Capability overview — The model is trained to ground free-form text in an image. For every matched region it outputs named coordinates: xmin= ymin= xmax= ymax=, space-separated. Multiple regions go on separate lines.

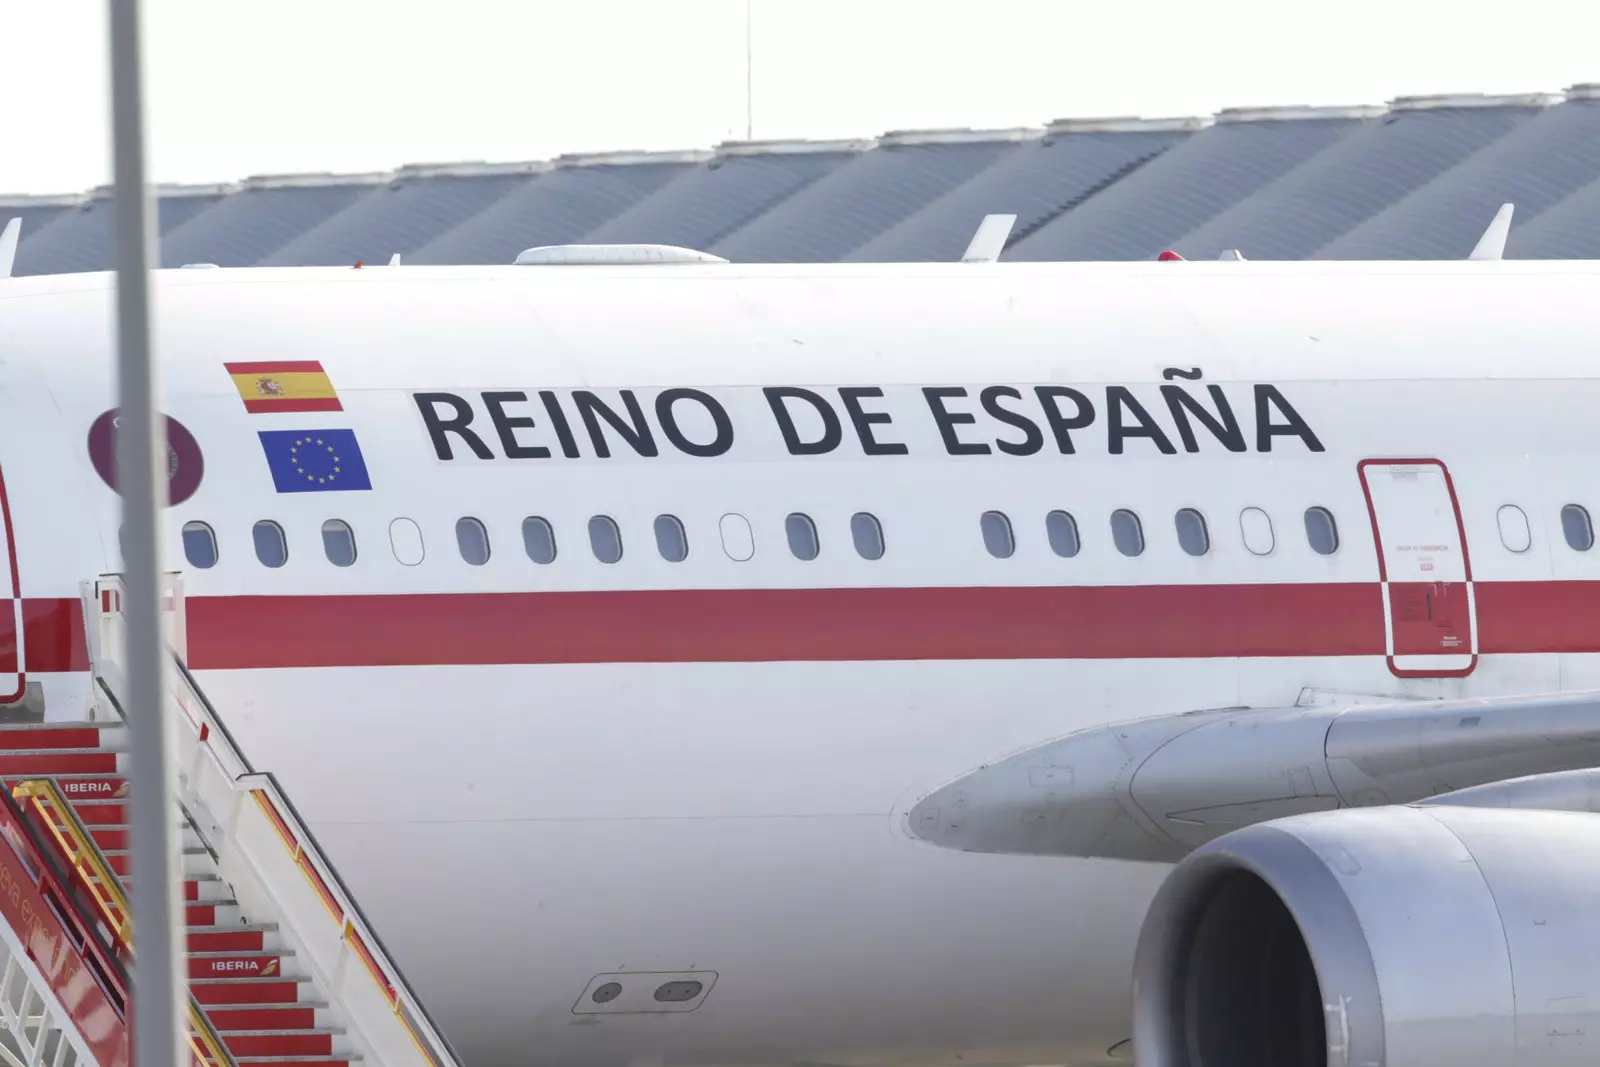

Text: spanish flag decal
xmin=225 ymin=361 xmax=342 ymax=414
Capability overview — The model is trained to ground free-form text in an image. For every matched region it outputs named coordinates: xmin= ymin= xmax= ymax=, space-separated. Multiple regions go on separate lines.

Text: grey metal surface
xmin=1506 ymin=92 xmax=1600 ymax=259
xmin=410 ymin=152 xmax=705 ymax=265
xmin=1177 ymin=96 xmax=1551 ymax=260
xmin=258 ymin=162 xmax=540 ymax=266
xmin=12 ymin=89 xmax=1600 ymax=269
xmin=711 ymin=129 xmax=1034 ymax=263
xmin=906 ymin=688 xmax=1600 ymax=862
xmin=0 ymin=196 xmax=81 ymax=252
xmin=160 ymin=174 xmax=384 ymax=266
xmin=846 ymin=119 xmax=1198 ymax=262
xmin=1134 ymin=805 xmax=1600 ymax=1067
xmin=14 ymin=186 xmax=228 ymax=275
xmin=1008 ymin=107 xmax=1375 ymax=261
xmin=581 ymin=140 xmax=862 ymax=250
xmin=1303 ymin=95 xmax=1554 ymax=259
xmin=106 ymin=6 xmax=187 ymax=1067
xmin=1314 ymin=97 xmax=1600 ymax=259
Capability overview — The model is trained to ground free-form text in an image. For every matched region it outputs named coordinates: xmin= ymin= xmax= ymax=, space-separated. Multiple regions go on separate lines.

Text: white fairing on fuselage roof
xmin=0 ymin=261 xmax=1598 ymax=1067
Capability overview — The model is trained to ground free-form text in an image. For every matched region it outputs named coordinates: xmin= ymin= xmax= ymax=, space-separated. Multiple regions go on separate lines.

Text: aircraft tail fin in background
xmin=1468 ymin=203 xmax=1514 ymax=261
xmin=960 ymin=214 xmax=1016 ymax=263
xmin=0 ymin=218 xmax=19 ymax=279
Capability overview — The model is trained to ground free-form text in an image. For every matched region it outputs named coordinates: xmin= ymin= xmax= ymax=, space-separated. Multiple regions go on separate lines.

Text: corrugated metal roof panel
xmin=710 ymin=130 xmax=1032 ymax=263
xmin=1506 ymin=171 xmax=1600 ymax=258
xmin=13 ymin=188 xmax=230 ymax=276
xmin=159 ymin=178 xmax=387 ymax=267
xmin=409 ymin=154 xmax=700 ymax=266
xmin=845 ymin=120 xmax=1198 ymax=262
xmin=256 ymin=165 xmax=541 ymax=267
xmin=1315 ymin=99 xmax=1600 ymax=259
xmin=1009 ymin=107 xmax=1372 ymax=261
xmin=1173 ymin=100 xmax=1549 ymax=261
xmin=579 ymin=143 xmax=861 ymax=250
xmin=0 ymin=195 xmax=85 ymax=253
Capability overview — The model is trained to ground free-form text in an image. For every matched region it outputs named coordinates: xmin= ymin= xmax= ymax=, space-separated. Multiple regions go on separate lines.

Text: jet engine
xmin=1131 ymin=804 xmax=1600 ymax=1067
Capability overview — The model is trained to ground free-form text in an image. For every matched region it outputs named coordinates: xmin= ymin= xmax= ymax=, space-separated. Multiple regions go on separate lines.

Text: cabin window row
xmin=978 ymin=506 xmax=1341 ymax=559
xmin=177 ymin=511 xmax=891 ymax=569
xmin=1496 ymin=503 xmax=1598 ymax=553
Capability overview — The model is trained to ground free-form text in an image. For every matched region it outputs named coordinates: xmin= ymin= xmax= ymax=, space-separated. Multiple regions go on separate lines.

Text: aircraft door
xmin=1358 ymin=459 xmax=1476 ymax=677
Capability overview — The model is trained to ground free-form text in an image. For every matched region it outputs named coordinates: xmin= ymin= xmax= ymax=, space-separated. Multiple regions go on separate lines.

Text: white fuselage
xmin=1 ymin=261 xmax=1597 ymax=1066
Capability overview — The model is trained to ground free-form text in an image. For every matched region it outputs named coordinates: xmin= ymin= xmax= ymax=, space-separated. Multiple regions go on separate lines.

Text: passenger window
xmin=589 ymin=515 xmax=623 ymax=564
xmin=1239 ymin=507 xmax=1274 ymax=556
xmin=1497 ymin=505 xmax=1531 ymax=553
xmin=455 ymin=517 xmax=490 ymax=565
xmin=252 ymin=520 xmax=287 ymax=568
xmin=719 ymin=513 xmax=754 ymax=561
xmin=851 ymin=512 xmax=884 ymax=560
xmin=785 ymin=513 xmax=819 ymax=561
xmin=522 ymin=516 xmax=556 ymax=564
xmin=1562 ymin=505 xmax=1593 ymax=551
xmin=1046 ymin=510 xmax=1080 ymax=558
xmin=1174 ymin=508 xmax=1209 ymax=556
xmin=1304 ymin=507 xmax=1339 ymax=555
xmin=321 ymin=519 xmax=357 ymax=567
xmin=1111 ymin=509 xmax=1144 ymax=557
xmin=389 ymin=518 xmax=425 ymax=566
xmin=181 ymin=521 xmax=218 ymax=569
xmin=654 ymin=514 xmax=688 ymax=562
xmin=980 ymin=511 xmax=1014 ymax=559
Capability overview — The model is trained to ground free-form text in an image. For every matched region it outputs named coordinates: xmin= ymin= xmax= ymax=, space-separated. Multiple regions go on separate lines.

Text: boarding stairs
xmin=0 ymin=575 xmax=461 ymax=1067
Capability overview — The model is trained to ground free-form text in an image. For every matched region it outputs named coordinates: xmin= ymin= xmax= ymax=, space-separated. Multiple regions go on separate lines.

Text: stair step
xmin=92 ymin=875 xmax=218 ymax=902
xmin=0 ymin=727 xmax=103 ymax=750
xmin=219 ymin=1031 xmax=337 ymax=1057
xmin=190 ymin=952 xmax=289 ymax=980
xmin=192 ymin=979 xmax=307 ymax=1006
xmin=71 ymin=800 xmax=127 ymax=825
xmin=0 ymin=750 xmax=118 ymax=775
xmin=232 ymin=1059 xmax=355 ymax=1067
xmin=187 ymin=902 xmax=232 ymax=925
xmin=90 ymin=827 xmax=126 ymax=851
xmin=204 ymin=1005 xmax=323 ymax=1031
xmin=189 ymin=926 xmax=272 ymax=952
xmin=103 ymin=847 xmax=208 ymax=877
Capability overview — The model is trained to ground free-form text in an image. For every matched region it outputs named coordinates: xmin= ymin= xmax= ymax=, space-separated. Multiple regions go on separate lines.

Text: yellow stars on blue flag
xmin=258 ymin=428 xmax=372 ymax=493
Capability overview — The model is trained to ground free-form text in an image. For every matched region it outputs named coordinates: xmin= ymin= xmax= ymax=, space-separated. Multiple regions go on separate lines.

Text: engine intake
xmin=1133 ymin=805 xmax=1600 ymax=1067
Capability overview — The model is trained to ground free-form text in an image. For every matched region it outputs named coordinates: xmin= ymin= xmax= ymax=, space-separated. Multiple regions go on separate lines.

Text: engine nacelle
xmin=1132 ymin=805 xmax=1600 ymax=1067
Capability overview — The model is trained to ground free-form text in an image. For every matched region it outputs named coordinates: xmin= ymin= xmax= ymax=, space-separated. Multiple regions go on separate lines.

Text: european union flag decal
xmin=258 ymin=429 xmax=372 ymax=493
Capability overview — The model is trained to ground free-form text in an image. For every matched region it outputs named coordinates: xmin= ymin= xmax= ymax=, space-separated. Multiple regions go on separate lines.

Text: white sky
xmin=2 ymin=0 xmax=1598 ymax=194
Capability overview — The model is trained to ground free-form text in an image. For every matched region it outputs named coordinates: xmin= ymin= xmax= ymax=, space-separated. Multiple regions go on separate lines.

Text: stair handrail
xmin=0 ymin=775 xmax=130 ymax=1067
xmin=11 ymin=778 xmax=241 ymax=1067
xmin=164 ymin=659 xmax=464 ymax=1067
xmin=12 ymin=779 xmax=133 ymax=947
xmin=91 ymin=572 xmax=463 ymax=1067
xmin=91 ymin=662 xmax=463 ymax=1067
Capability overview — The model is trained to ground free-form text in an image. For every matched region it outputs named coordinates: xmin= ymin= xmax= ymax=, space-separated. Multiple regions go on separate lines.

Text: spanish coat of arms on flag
xmin=225 ymin=360 xmax=343 ymax=413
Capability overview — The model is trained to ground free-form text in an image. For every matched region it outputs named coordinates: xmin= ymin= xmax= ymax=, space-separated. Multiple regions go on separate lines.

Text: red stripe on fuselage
xmin=181 ymin=584 xmax=1389 ymax=669
xmin=16 ymin=581 xmax=1600 ymax=672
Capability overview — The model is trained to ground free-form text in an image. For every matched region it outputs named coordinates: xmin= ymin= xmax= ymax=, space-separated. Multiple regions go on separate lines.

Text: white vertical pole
xmin=106 ymin=3 xmax=185 ymax=1067
xmin=745 ymin=0 xmax=753 ymax=141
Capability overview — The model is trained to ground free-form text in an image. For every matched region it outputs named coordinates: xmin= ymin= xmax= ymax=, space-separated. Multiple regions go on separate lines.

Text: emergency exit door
xmin=1358 ymin=459 xmax=1476 ymax=677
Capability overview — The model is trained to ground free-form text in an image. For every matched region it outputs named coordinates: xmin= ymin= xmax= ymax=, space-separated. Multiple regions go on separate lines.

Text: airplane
xmin=0 ymin=236 xmax=1597 ymax=1067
